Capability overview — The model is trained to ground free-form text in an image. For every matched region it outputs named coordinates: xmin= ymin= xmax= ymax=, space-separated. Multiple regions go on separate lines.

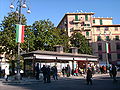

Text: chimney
xmin=54 ymin=45 xmax=63 ymax=53
xmin=70 ymin=47 xmax=78 ymax=54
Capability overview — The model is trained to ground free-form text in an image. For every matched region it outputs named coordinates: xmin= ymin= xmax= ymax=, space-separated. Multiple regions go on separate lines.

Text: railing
xmin=84 ymin=26 xmax=91 ymax=30
xmin=86 ymin=36 xmax=92 ymax=40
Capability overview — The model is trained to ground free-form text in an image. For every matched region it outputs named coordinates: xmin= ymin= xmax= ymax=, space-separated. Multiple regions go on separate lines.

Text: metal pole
xmin=105 ymin=42 xmax=109 ymax=73
xmin=17 ymin=0 xmax=22 ymax=80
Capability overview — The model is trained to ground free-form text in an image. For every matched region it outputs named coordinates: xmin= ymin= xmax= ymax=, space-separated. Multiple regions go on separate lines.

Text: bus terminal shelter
xmin=22 ymin=50 xmax=98 ymax=77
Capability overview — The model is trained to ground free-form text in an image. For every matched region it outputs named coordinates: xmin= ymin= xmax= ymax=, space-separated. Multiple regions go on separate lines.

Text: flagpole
xmin=10 ymin=0 xmax=31 ymax=80
xmin=105 ymin=42 xmax=109 ymax=73
xmin=104 ymin=31 xmax=109 ymax=73
xmin=16 ymin=0 xmax=22 ymax=80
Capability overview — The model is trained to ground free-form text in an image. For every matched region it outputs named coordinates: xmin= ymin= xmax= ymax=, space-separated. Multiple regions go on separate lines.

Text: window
xmin=97 ymin=36 xmax=101 ymax=41
xmin=86 ymin=32 xmax=89 ymax=36
xmin=106 ymin=36 xmax=110 ymax=41
xmin=85 ymin=15 xmax=88 ymax=21
xmin=105 ymin=27 xmax=109 ymax=31
xmin=75 ymin=15 xmax=78 ymax=21
xmin=100 ymin=19 xmax=103 ymax=25
xmin=117 ymin=53 xmax=120 ymax=59
xmin=98 ymin=54 xmax=103 ymax=61
xmin=116 ymin=44 xmax=120 ymax=50
xmin=115 ymin=27 xmax=118 ymax=31
xmin=98 ymin=44 xmax=102 ymax=51
xmin=84 ymin=24 xmax=90 ymax=26
xmin=115 ymin=36 xmax=119 ymax=40
xmin=93 ymin=20 xmax=95 ymax=23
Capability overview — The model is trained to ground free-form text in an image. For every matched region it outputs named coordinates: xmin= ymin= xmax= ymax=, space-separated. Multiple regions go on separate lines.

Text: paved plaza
xmin=0 ymin=72 xmax=120 ymax=90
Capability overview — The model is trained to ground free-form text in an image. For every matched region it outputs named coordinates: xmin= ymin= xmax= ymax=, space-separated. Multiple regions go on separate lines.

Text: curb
xmin=1 ymin=79 xmax=43 ymax=85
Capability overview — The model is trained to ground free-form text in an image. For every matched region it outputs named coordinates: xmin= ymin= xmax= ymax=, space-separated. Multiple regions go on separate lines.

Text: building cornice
xmin=92 ymin=25 xmax=120 ymax=27
xmin=93 ymin=18 xmax=113 ymax=20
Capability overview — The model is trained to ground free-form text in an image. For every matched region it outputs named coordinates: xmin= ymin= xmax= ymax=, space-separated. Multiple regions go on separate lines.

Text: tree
xmin=70 ymin=32 xmax=92 ymax=54
xmin=32 ymin=19 xmax=69 ymax=51
xmin=0 ymin=12 xmax=34 ymax=60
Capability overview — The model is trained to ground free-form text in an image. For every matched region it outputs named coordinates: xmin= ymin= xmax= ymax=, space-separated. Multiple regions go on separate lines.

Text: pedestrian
xmin=109 ymin=65 xmax=112 ymax=78
xmin=35 ymin=63 xmax=40 ymax=80
xmin=74 ymin=68 xmax=78 ymax=76
xmin=66 ymin=64 xmax=71 ymax=77
xmin=62 ymin=67 xmax=66 ymax=77
xmin=86 ymin=68 xmax=93 ymax=85
xmin=4 ymin=66 xmax=9 ymax=81
xmin=0 ymin=66 xmax=1 ymax=78
xmin=111 ymin=64 xmax=117 ymax=82
xmin=51 ymin=66 xmax=58 ymax=80
xmin=41 ymin=65 xmax=47 ymax=83
xmin=46 ymin=65 xmax=51 ymax=83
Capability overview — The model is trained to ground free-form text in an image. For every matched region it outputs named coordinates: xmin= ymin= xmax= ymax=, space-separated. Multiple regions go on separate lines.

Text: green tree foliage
xmin=32 ymin=19 xmax=69 ymax=51
xmin=21 ymin=26 xmax=35 ymax=52
xmin=70 ymin=32 xmax=92 ymax=54
xmin=0 ymin=12 xmax=34 ymax=60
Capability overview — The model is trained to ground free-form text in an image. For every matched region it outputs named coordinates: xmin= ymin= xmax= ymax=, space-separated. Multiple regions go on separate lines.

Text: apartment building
xmin=57 ymin=12 xmax=120 ymax=66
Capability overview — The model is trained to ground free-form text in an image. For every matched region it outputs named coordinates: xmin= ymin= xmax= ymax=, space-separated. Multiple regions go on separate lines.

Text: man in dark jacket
xmin=35 ymin=63 xmax=40 ymax=80
xmin=46 ymin=66 xmax=51 ymax=83
xmin=41 ymin=65 xmax=47 ymax=83
xmin=86 ymin=68 xmax=93 ymax=85
xmin=111 ymin=64 xmax=117 ymax=82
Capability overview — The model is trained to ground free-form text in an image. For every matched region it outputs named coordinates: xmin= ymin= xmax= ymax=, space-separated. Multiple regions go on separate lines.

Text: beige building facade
xmin=57 ymin=12 xmax=120 ymax=66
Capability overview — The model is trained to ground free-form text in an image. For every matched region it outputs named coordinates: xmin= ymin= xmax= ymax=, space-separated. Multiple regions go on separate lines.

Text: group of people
xmin=0 ymin=66 xmax=9 ymax=81
xmin=62 ymin=64 xmax=71 ymax=77
xmin=86 ymin=64 xmax=118 ymax=85
xmin=35 ymin=64 xmax=58 ymax=83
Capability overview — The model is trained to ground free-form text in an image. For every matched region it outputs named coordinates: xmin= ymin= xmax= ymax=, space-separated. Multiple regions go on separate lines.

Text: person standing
xmin=4 ymin=66 xmax=9 ymax=81
xmin=111 ymin=64 xmax=117 ymax=82
xmin=52 ymin=66 xmax=58 ymax=80
xmin=86 ymin=68 xmax=93 ymax=85
xmin=46 ymin=66 xmax=51 ymax=83
xmin=66 ymin=64 xmax=71 ymax=77
xmin=35 ymin=63 xmax=40 ymax=80
xmin=41 ymin=65 xmax=47 ymax=83
xmin=62 ymin=67 xmax=66 ymax=77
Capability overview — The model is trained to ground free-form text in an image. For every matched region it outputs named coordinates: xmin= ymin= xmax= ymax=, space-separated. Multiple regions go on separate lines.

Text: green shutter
xmin=75 ymin=15 xmax=78 ymax=21
xmin=100 ymin=19 xmax=103 ymax=25
xmin=86 ymin=32 xmax=89 ymax=36
xmin=106 ymin=36 xmax=109 ymax=41
xmin=115 ymin=36 xmax=119 ymax=40
xmin=97 ymin=36 xmax=101 ymax=41
xmin=93 ymin=20 xmax=95 ymax=23
xmin=85 ymin=15 xmax=88 ymax=21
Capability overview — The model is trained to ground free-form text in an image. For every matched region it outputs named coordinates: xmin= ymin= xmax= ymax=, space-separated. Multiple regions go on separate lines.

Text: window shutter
xmin=86 ymin=32 xmax=89 ymax=36
xmin=93 ymin=20 xmax=95 ymax=23
xmin=75 ymin=15 xmax=78 ymax=21
xmin=85 ymin=15 xmax=88 ymax=21
xmin=100 ymin=19 xmax=103 ymax=25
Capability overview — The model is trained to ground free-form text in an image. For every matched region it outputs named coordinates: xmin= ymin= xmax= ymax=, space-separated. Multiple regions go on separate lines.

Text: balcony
xmin=86 ymin=36 xmax=92 ymax=40
xmin=73 ymin=19 xmax=83 ymax=23
xmin=84 ymin=26 xmax=91 ymax=31
xmin=73 ymin=26 xmax=81 ymax=31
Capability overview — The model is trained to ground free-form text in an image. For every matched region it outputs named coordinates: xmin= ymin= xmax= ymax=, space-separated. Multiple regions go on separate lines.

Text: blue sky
xmin=0 ymin=0 xmax=120 ymax=26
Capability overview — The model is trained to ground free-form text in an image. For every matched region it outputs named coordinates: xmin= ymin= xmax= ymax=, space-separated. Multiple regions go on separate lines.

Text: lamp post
xmin=10 ymin=0 xmax=31 ymax=80
xmin=104 ymin=30 xmax=111 ymax=73
xmin=104 ymin=31 xmax=109 ymax=73
xmin=100 ymin=28 xmax=111 ymax=73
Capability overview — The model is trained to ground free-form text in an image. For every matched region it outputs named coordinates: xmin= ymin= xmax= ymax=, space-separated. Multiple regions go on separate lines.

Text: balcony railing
xmin=84 ymin=26 xmax=91 ymax=31
xmin=73 ymin=26 xmax=81 ymax=31
xmin=73 ymin=19 xmax=83 ymax=23
xmin=86 ymin=36 xmax=92 ymax=40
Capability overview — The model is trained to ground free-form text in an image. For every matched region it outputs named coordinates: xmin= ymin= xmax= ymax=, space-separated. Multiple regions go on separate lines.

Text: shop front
xmin=22 ymin=50 xmax=98 ymax=77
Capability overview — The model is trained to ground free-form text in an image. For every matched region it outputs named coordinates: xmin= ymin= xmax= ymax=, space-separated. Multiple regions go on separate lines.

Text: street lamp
xmin=99 ymin=28 xmax=111 ymax=73
xmin=10 ymin=0 xmax=31 ymax=80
